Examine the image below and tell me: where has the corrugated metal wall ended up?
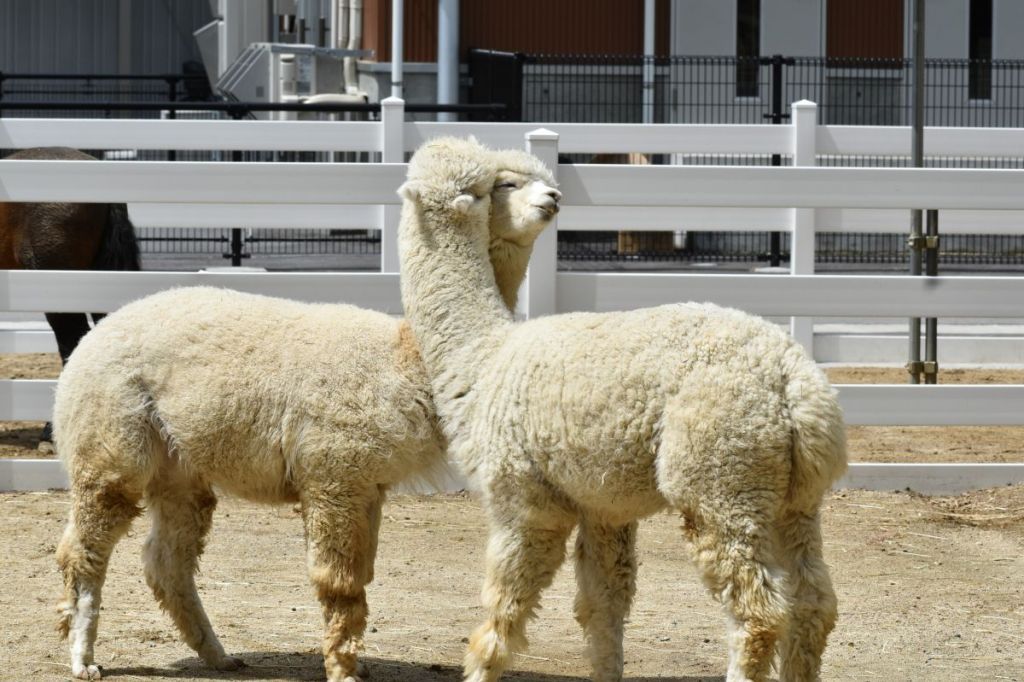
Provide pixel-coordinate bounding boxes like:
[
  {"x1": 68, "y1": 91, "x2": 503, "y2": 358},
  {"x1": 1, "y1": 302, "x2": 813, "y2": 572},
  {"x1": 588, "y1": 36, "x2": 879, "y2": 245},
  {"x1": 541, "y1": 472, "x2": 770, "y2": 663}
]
[
  {"x1": 0, "y1": 0, "x2": 213, "y2": 74},
  {"x1": 362, "y1": 0, "x2": 669, "y2": 63},
  {"x1": 131, "y1": 0, "x2": 215, "y2": 73}
]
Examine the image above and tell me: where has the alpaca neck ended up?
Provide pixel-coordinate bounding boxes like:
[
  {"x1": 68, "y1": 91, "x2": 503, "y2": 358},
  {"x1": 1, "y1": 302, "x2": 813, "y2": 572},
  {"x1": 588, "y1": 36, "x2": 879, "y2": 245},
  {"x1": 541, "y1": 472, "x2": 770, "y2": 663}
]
[
  {"x1": 399, "y1": 204, "x2": 513, "y2": 401},
  {"x1": 489, "y1": 239, "x2": 532, "y2": 311}
]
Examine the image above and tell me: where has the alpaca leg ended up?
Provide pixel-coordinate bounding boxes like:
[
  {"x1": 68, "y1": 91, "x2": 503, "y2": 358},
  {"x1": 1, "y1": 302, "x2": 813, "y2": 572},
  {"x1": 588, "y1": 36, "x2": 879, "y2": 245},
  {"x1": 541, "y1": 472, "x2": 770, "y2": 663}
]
[
  {"x1": 685, "y1": 509, "x2": 790, "y2": 682},
  {"x1": 573, "y1": 517, "x2": 638, "y2": 682},
  {"x1": 56, "y1": 481, "x2": 142, "y2": 679},
  {"x1": 464, "y1": 519, "x2": 575, "y2": 682},
  {"x1": 302, "y1": 486, "x2": 383, "y2": 682},
  {"x1": 776, "y1": 512, "x2": 837, "y2": 682},
  {"x1": 142, "y1": 482, "x2": 242, "y2": 670}
]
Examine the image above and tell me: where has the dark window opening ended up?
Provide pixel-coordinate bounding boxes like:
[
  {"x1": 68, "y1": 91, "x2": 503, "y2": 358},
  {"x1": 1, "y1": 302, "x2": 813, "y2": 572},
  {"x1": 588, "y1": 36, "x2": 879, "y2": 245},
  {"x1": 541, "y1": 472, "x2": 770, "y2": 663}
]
[
  {"x1": 969, "y1": 0, "x2": 993, "y2": 100},
  {"x1": 735, "y1": 0, "x2": 760, "y2": 97}
]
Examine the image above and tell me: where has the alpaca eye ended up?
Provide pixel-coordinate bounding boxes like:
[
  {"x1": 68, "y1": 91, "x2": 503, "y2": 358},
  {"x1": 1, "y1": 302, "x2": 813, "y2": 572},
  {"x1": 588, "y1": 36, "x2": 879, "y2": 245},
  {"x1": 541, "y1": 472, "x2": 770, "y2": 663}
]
[{"x1": 495, "y1": 181, "x2": 517, "y2": 190}]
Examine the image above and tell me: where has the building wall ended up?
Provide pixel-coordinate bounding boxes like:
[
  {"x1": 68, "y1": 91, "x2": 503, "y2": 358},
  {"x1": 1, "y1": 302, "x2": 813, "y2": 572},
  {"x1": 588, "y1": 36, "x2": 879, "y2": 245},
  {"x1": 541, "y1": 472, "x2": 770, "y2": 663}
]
[
  {"x1": 671, "y1": 0, "x2": 1024, "y2": 61},
  {"x1": 362, "y1": 0, "x2": 669, "y2": 63},
  {"x1": 993, "y1": 0, "x2": 1024, "y2": 60},
  {"x1": 763, "y1": 0, "x2": 822, "y2": 56},
  {"x1": 0, "y1": 0, "x2": 212, "y2": 74}
]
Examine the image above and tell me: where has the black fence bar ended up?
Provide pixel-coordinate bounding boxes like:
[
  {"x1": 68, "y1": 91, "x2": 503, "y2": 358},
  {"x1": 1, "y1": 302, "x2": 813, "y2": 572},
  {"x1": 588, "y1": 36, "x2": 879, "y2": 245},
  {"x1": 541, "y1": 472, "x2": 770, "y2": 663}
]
[{"x1": 0, "y1": 100, "x2": 508, "y2": 115}]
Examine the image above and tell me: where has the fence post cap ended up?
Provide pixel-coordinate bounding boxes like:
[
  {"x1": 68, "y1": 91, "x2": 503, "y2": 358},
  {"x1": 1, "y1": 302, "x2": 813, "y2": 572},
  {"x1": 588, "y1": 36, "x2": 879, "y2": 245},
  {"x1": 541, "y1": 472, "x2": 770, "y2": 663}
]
[
  {"x1": 792, "y1": 99, "x2": 818, "y2": 109},
  {"x1": 381, "y1": 96, "x2": 405, "y2": 106},
  {"x1": 526, "y1": 128, "x2": 559, "y2": 141}
]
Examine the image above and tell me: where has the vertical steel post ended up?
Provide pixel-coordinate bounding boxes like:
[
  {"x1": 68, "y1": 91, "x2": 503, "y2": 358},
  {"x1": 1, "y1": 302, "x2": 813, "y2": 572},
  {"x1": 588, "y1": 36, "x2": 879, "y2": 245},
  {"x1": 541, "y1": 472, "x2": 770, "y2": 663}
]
[
  {"x1": 167, "y1": 77, "x2": 177, "y2": 162},
  {"x1": 764, "y1": 54, "x2": 793, "y2": 267},
  {"x1": 924, "y1": 208, "x2": 940, "y2": 383},
  {"x1": 226, "y1": 109, "x2": 247, "y2": 266},
  {"x1": 908, "y1": 0, "x2": 925, "y2": 383}
]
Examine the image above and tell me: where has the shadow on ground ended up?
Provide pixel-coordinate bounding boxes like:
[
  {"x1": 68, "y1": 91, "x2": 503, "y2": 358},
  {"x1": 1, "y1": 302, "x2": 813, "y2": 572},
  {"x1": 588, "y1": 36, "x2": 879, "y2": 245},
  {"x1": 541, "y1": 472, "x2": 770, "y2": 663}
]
[{"x1": 101, "y1": 652, "x2": 725, "y2": 681}]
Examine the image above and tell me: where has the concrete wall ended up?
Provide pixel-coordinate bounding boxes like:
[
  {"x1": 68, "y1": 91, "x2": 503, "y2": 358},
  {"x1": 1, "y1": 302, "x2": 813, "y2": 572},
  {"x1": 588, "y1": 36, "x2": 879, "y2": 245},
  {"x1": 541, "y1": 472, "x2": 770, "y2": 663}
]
[{"x1": 670, "y1": 0, "x2": 1024, "y2": 61}]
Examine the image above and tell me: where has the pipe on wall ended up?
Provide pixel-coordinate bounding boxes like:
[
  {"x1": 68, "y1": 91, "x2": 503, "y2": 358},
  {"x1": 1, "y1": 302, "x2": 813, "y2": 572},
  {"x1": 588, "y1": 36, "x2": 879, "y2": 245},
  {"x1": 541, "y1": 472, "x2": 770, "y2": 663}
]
[
  {"x1": 391, "y1": 0, "x2": 403, "y2": 98},
  {"x1": 437, "y1": 0, "x2": 459, "y2": 121},
  {"x1": 344, "y1": 0, "x2": 362, "y2": 94}
]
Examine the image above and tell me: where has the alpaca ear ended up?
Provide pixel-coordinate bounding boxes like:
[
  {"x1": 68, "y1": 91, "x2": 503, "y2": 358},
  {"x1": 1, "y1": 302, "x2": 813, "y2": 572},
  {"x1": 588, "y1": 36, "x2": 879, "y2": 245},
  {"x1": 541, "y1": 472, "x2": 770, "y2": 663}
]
[
  {"x1": 450, "y1": 193, "x2": 476, "y2": 214},
  {"x1": 397, "y1": 181, "x2": 418, "y2": 201}
]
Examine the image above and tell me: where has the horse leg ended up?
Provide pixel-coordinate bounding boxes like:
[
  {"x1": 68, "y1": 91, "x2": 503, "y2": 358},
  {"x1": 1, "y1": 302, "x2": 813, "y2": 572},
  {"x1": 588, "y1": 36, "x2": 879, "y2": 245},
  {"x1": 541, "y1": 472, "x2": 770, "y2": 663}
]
[
  {"x1": 41, "y1": 313, "x2": 93, "y2": 443},
  {"x1": 45, "y1": 312, "x2": 93, "y2": 366}
]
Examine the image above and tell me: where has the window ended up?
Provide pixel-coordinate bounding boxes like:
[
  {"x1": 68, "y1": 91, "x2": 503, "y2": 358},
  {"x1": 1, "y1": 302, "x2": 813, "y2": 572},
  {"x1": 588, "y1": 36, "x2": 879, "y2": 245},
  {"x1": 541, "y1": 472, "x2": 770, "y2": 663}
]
[
  {"x1": 736, "y1": 0, "x2": 760, "y2": 97},
  {"x1": 969, "y1": 0, "x2": 993, "y2": 100}
]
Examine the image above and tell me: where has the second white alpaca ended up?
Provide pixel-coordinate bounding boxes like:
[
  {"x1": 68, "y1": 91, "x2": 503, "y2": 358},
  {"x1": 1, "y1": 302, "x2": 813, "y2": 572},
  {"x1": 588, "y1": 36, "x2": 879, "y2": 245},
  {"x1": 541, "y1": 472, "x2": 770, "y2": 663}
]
[
  {"x1": 51, "y1": 148, "x2": 554, "y2": 682},
  {"x1": 398, "y1": 137, "x2": 848, "y2": 682}
]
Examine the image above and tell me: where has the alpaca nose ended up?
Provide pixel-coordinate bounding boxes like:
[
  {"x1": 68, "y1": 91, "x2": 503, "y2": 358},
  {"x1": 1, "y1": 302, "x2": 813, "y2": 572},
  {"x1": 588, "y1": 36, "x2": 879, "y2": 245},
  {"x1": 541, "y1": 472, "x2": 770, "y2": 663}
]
[{"x1": 547, "y1": 188, "x2": 562, "y2": 202}]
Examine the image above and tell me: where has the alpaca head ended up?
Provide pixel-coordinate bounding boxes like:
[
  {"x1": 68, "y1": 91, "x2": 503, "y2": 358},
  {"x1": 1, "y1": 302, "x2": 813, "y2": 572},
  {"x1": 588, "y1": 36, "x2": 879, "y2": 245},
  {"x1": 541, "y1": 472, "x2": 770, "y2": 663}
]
[
  {"x1": 399, "y1": 136, "x2": 498, "y2": 230},
  {"x1": 399, "y1": 137, "x2": 560, "y2": 247},
  {"x1": 488, "y1": 148, "x2": 561, "y2": 247}
]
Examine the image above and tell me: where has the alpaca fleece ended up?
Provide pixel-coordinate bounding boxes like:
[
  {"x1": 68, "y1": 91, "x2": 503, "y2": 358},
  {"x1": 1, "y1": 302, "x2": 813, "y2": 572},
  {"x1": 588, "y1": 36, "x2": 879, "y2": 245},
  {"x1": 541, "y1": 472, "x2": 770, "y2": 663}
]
[
  {"x1": 52, "y1": 147, "x2": 551, "y2": 682},
  {"x1": 398, "y1": 137, "x2": 847, "y2": 682}
]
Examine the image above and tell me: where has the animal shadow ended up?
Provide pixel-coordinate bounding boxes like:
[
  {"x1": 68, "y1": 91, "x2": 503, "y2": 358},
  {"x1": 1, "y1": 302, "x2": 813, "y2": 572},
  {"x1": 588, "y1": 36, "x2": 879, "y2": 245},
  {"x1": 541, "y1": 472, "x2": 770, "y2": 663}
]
[{"x1": 101, "y1": 651, "x2": 724, "y2": 681}]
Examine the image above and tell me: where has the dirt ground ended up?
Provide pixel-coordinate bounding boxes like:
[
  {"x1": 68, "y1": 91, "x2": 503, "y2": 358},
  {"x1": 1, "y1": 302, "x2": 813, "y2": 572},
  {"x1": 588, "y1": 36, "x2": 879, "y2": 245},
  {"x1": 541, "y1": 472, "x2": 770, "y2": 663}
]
[
  {"x1": 1, "y1": 355, "x2": 1022, "y2": 680},
  {"x1": 3, "y1": 353, "x2": 1023, "y2": 463},
  {"x1": 1, "y1": 487, "x2": 1021, "y2": 682}
]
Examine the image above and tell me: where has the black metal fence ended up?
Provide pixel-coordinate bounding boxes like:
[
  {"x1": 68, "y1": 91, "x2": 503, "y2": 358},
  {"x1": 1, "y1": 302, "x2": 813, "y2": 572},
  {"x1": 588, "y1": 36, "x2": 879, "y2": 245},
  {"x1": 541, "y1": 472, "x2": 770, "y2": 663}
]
[
  {"x1": 0, "y1": 71, "x2": 212, "y2": 118},
  {"x1": 517, "y1": 54, "x2": 1024, "y2": 127},
  {"x1": 500, "y1": 54, "x2": 1024, "y2": 267}
]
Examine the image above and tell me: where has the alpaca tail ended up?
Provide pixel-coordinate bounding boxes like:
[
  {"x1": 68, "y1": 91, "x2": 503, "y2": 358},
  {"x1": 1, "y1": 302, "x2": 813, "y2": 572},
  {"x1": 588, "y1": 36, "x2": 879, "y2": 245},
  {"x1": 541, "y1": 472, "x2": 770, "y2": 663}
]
[
  {"x1": 92, "y1": 203, "x2": 141, "y2": 271},
  {"x1": 782, "y1": 345, "x2": 848, "y2": 510}
]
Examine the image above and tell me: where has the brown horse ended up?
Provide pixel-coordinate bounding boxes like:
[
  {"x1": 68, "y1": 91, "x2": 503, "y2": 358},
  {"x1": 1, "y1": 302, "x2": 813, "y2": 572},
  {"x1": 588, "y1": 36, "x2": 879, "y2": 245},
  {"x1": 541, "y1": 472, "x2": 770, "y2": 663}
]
[{"x1": 1, "y1": 147, "x2": 141, "y2": 440}]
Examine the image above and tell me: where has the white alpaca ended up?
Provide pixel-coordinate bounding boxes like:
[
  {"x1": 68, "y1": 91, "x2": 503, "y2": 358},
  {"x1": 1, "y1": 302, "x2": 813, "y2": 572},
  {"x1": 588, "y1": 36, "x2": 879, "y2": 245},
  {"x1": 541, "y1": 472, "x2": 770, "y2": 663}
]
[
  {"x1": 51, "y1": 154, "x2": 554, "y2": 682},
  {"x1": 397, "y1": 137, "x2": 848, "y2": 682}
]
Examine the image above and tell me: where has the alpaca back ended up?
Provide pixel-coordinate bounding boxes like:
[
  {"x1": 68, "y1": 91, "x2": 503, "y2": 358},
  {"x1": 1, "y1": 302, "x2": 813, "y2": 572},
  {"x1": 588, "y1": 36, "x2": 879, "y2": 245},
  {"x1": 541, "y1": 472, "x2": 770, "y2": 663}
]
[
  {"x1": 442, "y1": 303, "x2": 843, "y2": 519},
  {"x1": 53, "y1": 287, "x2": 446, "y2": 501}
]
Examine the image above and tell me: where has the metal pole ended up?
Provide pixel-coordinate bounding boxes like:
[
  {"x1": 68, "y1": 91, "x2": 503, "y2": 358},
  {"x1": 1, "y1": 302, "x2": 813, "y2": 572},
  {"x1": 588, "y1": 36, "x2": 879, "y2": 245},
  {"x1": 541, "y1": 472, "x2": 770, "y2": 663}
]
[
  {"x1": 167, "y1": 77, "x2": 177, "y2": 162},
  {"x1": 226, "y1": 110, "x2": 248, "y2": 267},
  {"x1": 924, "y1": 208, "x2": 939, "y2": 383},
  {"x1": 437, "y1": 0, "x2": 459, "y2": 122},
  {"x1": 907, "y1": 0, "x2": 925, "y2": 384},
  {"x1": 642, "y1": 0, "x2": 655, "y2": 124},
  {"x1": 766, "y1": 54, "x2": 790, "y2": 268},
  {"x1": 391, "y1": 0, "x2": 403, "y2": 98}
]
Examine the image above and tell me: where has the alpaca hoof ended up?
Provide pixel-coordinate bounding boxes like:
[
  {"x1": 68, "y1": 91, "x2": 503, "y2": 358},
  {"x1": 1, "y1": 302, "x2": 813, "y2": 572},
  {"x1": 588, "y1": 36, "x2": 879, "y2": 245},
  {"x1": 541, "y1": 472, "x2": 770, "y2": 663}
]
[{"x1": 71, "y1": 663, "x2": 102, "y2": 680}]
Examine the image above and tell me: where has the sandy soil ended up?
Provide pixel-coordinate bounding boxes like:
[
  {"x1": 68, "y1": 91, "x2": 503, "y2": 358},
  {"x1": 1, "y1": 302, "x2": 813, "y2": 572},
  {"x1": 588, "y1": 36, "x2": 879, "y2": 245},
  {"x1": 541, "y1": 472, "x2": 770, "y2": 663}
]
[
  {"x1": 1, "y1": 488, "x2": 1021, "y2": 682},
  {"x1": 3, "y1": 354, "x2": 1022, "y2": 463}
]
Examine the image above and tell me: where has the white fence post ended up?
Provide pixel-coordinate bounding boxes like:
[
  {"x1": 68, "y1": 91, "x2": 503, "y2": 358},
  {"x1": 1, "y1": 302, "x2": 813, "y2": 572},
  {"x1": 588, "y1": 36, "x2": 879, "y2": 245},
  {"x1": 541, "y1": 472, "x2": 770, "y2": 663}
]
[
  {"x1": 790, "y1": 100, "x2": 818, "y2": 353},
  {"x1": 521, "y1": 129, "x2": 560, "y2": 319},
  {"x1": 380, "y1": 96, "x2": 405, "y2": 273}
]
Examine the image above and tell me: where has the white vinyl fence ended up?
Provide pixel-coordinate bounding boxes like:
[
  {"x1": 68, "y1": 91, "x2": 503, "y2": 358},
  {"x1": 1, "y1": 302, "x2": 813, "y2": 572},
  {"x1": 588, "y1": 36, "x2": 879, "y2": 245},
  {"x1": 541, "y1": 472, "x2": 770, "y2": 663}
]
[{"x1": 1, "y1": 98, "x2": 1023, "y2": 493}]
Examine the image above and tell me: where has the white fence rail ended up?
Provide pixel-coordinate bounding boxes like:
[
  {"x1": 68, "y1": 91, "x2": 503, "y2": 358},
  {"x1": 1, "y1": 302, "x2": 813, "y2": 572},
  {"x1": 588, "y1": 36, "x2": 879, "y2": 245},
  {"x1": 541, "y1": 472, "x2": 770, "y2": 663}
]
[{"x1": 1, "y1": 99, "x2": 1023, "y2": 493}]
